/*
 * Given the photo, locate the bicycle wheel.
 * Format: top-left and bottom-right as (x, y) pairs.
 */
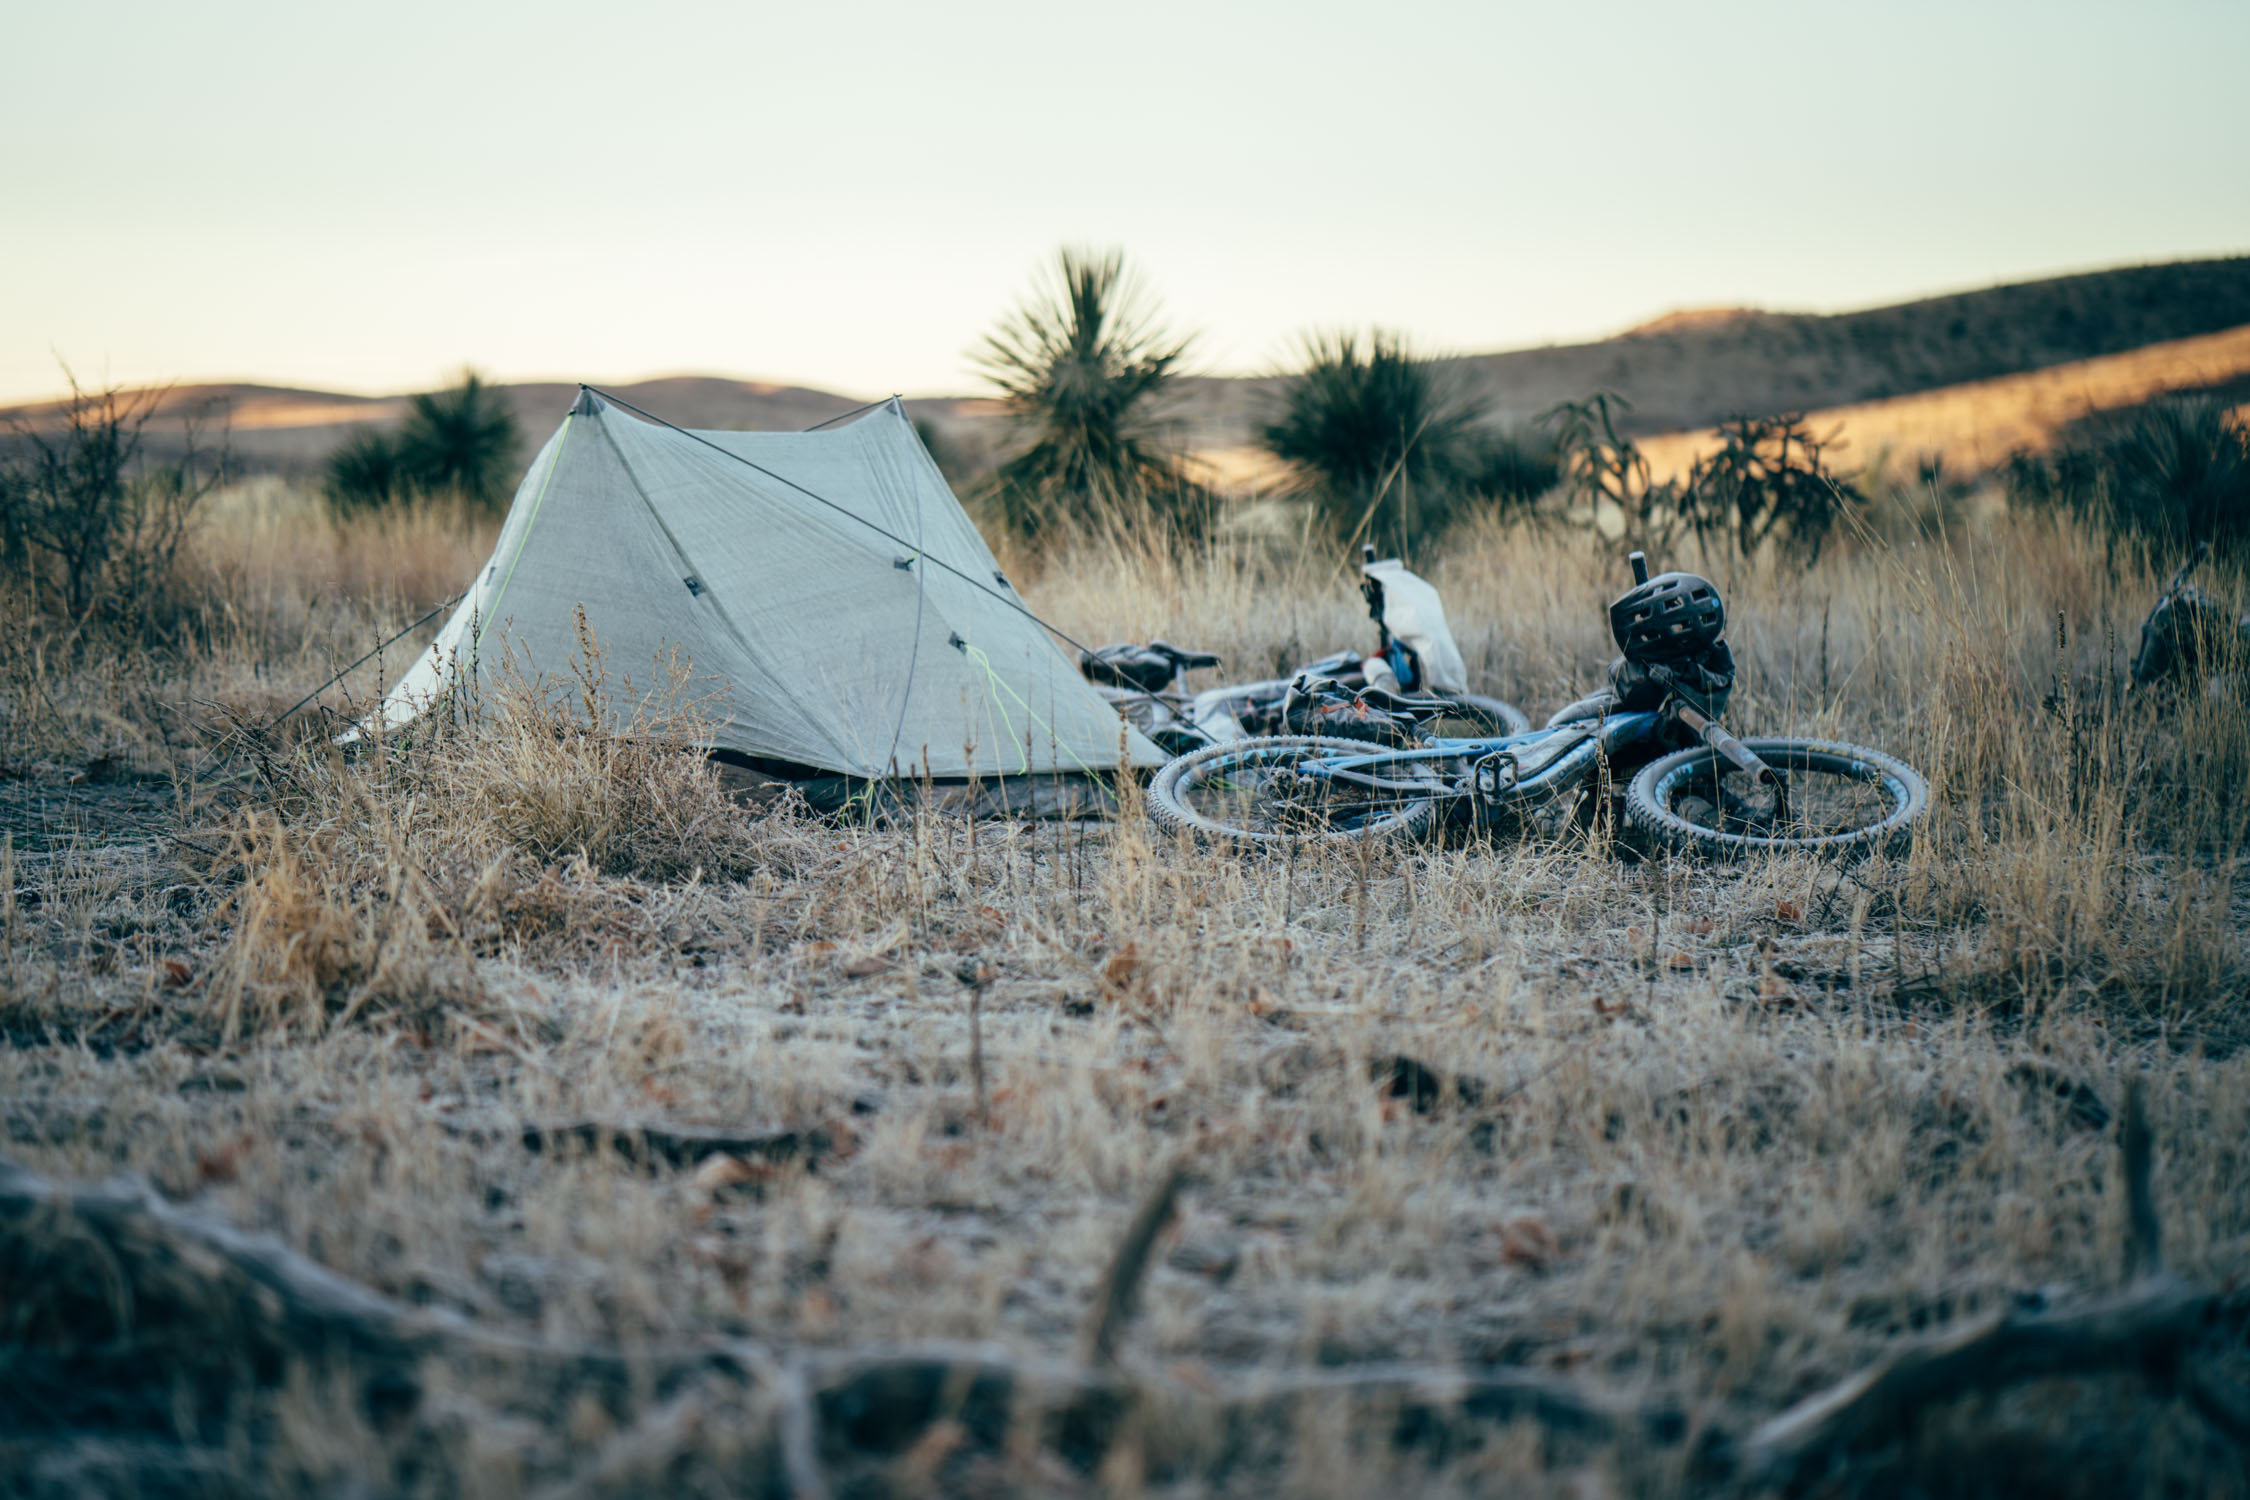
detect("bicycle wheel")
(1194, 688), (1527, 743)
(1190, 678), (1295, 738)
(1430, 693), (1531, 738)
(1147, 735), (1446, 847)
(1625, 738), (1927, 859)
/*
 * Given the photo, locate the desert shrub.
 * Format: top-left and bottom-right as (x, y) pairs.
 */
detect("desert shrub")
(2010, 397), (2250, 556)
(1464, 426), (1560, 511)
(0, 373), (225, 635)
(324, 371), (521, 513)
(1680, 413), (1865, 562)
(1545, 397), (1866, 561)
(1543, 392), (1682, 553)
(1263, 331), (1548, 555)
(323, 429), (409, 511)
(451, 614), (779, 881)
(972, 248), (1210, 546)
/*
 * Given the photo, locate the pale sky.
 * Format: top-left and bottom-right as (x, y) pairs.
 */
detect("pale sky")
(7, 0), (2247, 405)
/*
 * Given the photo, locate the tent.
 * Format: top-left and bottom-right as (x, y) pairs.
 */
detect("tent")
(369, 389), (1165, 783)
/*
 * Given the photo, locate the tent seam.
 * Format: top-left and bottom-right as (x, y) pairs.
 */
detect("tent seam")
(473, 414), (573, 666)
(588, 408), (845, 763)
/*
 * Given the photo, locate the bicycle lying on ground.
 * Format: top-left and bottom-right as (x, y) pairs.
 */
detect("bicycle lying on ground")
(1080, 549), (1529, 756)
(1148, 553), (1928, 858)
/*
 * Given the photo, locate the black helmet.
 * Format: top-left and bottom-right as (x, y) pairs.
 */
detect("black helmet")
(1610, 571), (1725, 661)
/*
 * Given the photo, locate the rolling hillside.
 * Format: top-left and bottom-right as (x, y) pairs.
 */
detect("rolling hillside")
(6, 255), (2248, 486)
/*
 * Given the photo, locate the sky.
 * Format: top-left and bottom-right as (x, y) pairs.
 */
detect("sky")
(6, 0), (2248, 405)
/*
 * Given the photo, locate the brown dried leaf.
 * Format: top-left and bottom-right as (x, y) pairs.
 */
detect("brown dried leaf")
(1102, 942), (1143, 989)
(691, 1153), (756, 1194)
(162, 958), (195, 989)
(195, 1133), (256, 1185)
(839, 955), (893, 978)
(1776, 899), (1804, 923)
(1500, 1214), (1560, 1270)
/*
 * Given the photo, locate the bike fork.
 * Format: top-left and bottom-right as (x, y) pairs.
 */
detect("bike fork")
(1674, 704), (1788, 820)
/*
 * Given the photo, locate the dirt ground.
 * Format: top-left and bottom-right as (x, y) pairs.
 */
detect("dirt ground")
(3, 510), (2248, 1497)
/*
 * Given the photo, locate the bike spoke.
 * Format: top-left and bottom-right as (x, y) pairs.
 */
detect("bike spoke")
(1666, 763), (1896, 842)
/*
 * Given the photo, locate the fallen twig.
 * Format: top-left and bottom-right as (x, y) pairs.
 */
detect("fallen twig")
(1744, 1071), (2243, 1485)
(492, 1118), (843, 1170)
(1744, 1276), (2214, 1480)
(2121, 1076), (2161, 1278)
(1079, 1156), (1192, 1367)
(528, 1384), (719, 1500)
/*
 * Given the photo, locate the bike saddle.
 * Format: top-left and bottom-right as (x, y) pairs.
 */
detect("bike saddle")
(1146, 639), (1222, 673)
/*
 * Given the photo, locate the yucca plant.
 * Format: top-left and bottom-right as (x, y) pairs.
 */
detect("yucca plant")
(973, 249), (1207, 544)
(2099, 398), (2250, 553)
(1262, 331), (1525, 555)
(324, 429), (408, 513)
(397, 371), (520, 510)
(1543, 391), (1681, 555)
(1681, 413), (1864, 562)
(324, 371), (521, 513)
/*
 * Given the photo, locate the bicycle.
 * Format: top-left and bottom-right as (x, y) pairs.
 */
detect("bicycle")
(1081, 549), (1529, 756)
(1147, 553), (1928, 859)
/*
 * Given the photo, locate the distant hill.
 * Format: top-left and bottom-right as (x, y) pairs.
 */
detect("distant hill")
(1637, 322), (2250, 480)
(1443, 256), (2250, 434)
(1164, 255), (2250, 447)
(6, 254), (2248, 483)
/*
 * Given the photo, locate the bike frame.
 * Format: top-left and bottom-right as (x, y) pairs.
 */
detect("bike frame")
(1283, 711), (1670, 810)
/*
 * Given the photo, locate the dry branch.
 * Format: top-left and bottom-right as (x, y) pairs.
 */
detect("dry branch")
(454, 1117), (847, 1170)
(1079, 1156), (1191, 1366)
(0, 1155), (751, 1387)
(527, 1385), (718, 1500)
(1744, 1072), (2242, 1484)
(2120, 1076), (2161, 1278)
(1745, 1276), (2215, 1480)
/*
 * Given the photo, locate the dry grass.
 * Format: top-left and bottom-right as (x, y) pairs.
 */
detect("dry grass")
(2, 479), (2247, 1497)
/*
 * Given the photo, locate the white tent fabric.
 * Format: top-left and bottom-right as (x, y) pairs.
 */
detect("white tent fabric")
(372, 390), (1165, 778)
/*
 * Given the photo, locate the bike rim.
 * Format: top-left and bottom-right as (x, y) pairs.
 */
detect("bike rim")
(1174, 745), (1442, 839)
(1649, 748), (1915, 848)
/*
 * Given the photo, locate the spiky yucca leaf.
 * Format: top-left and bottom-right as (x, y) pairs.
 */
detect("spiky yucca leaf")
(396, 371), (520, 511)
(1264, 331), (1540, 554)
(973, 250), (1207, 543)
